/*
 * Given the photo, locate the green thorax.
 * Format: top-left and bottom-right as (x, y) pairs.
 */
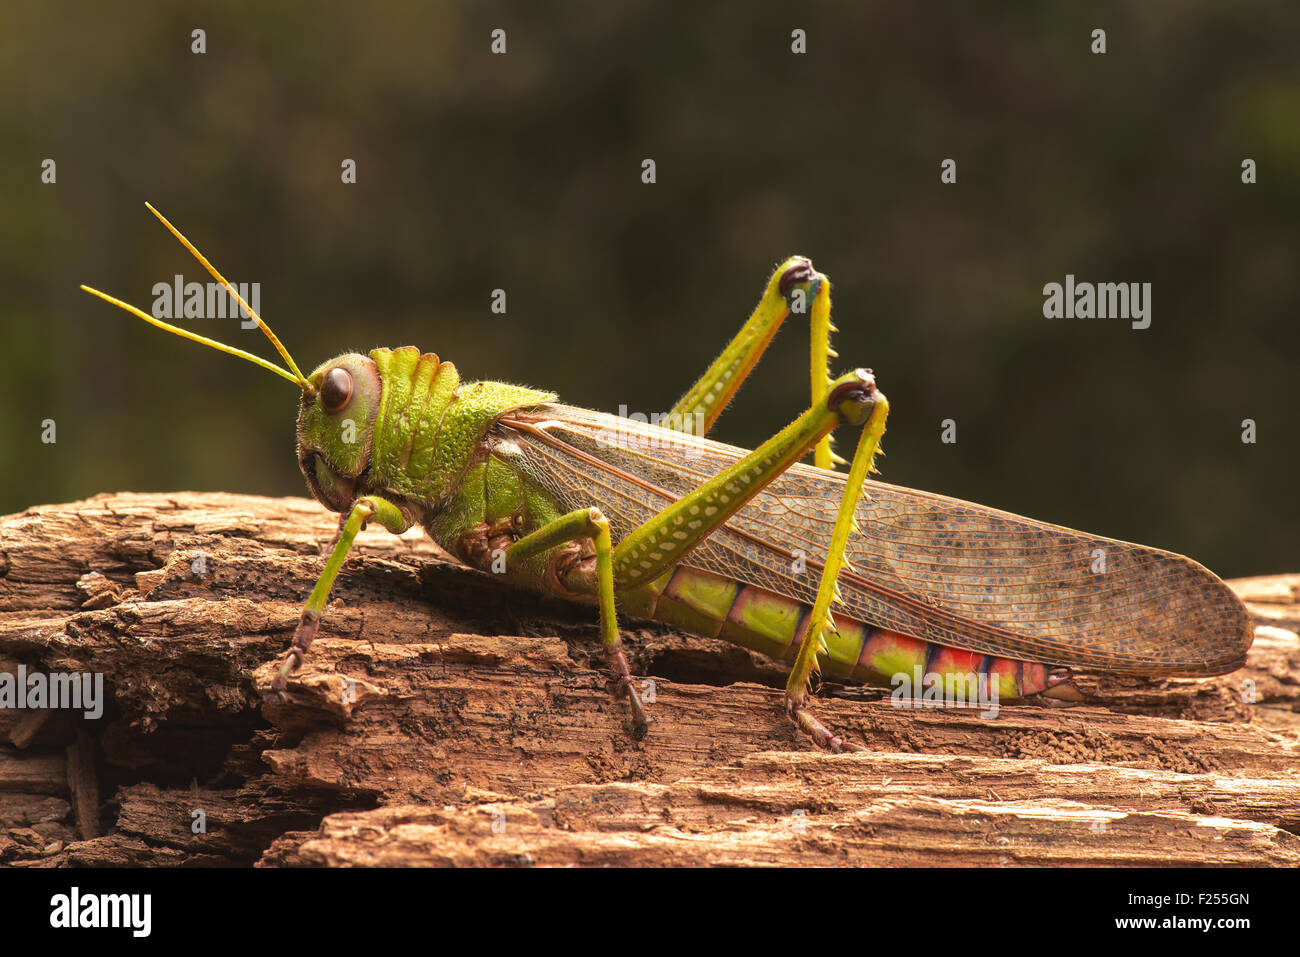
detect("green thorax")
(366, 346), (554, 504)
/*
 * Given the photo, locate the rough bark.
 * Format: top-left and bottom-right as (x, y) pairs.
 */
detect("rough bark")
(0, 492), (1296, 867)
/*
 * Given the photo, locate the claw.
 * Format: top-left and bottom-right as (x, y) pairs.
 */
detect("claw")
(785, 698), (866, 753)
(264, 608), (321, 705)
(604, 644), (651, 735)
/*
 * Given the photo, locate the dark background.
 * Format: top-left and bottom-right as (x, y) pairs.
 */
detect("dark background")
(2, 1), (1295, 577)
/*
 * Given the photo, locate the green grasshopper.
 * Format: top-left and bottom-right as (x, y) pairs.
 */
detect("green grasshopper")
(81, 205), (1254, 751)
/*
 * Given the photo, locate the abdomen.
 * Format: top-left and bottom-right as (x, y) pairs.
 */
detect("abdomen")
(621, 562), (1071, 700)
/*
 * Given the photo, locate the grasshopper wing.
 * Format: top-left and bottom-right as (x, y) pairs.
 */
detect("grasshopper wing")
(500, 405), (1253, 676)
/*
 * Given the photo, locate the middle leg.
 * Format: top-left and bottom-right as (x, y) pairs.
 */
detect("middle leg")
(505, 506), (650, 734)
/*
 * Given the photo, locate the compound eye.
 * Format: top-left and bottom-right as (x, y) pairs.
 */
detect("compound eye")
(321, 367), (353, 414)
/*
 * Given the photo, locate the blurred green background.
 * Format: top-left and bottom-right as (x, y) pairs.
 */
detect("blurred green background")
(1, 0), (1295, 577)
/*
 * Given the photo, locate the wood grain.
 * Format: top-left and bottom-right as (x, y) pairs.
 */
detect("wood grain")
(1, 492), (1296, 866)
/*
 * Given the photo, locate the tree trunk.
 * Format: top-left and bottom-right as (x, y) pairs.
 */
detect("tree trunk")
(1, 492), (1297, 866)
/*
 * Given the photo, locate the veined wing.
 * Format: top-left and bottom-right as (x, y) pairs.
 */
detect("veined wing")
(499, 404), (1253, 676)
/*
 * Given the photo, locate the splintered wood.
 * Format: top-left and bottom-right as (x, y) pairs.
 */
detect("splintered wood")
(1, 492), (1297, 866)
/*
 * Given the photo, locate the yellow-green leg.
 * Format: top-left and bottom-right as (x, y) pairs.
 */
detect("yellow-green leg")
(613, 368), (889, 750)
(784, 392), (890, 751)
(613, 369), (881, 589)
(506, 507), (650, 734)
(664, 256), (844, 470)
(265, 494), (410, 703)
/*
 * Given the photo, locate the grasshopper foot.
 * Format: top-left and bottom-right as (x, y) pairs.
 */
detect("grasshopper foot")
(263, 608), (321, 706)
(785, 698), (866, 753)
(604, 644), (651, 738)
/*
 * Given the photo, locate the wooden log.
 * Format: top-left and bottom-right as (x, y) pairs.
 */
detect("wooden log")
(0, 492), (1297, 866)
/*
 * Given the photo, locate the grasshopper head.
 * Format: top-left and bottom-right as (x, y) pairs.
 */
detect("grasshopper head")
(79, 205), (396, 515)
(297, 354), (384, 512)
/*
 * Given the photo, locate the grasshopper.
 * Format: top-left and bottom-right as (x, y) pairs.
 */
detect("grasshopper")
(82, 205), (1253, 751)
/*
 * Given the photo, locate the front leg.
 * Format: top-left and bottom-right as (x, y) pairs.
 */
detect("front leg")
(265, 494), (411, 704)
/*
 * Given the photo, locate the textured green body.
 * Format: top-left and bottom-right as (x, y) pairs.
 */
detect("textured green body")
(341, 347), (568, 594)
(364, 346), (554, 505)
(292, 345), (1245, 704)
